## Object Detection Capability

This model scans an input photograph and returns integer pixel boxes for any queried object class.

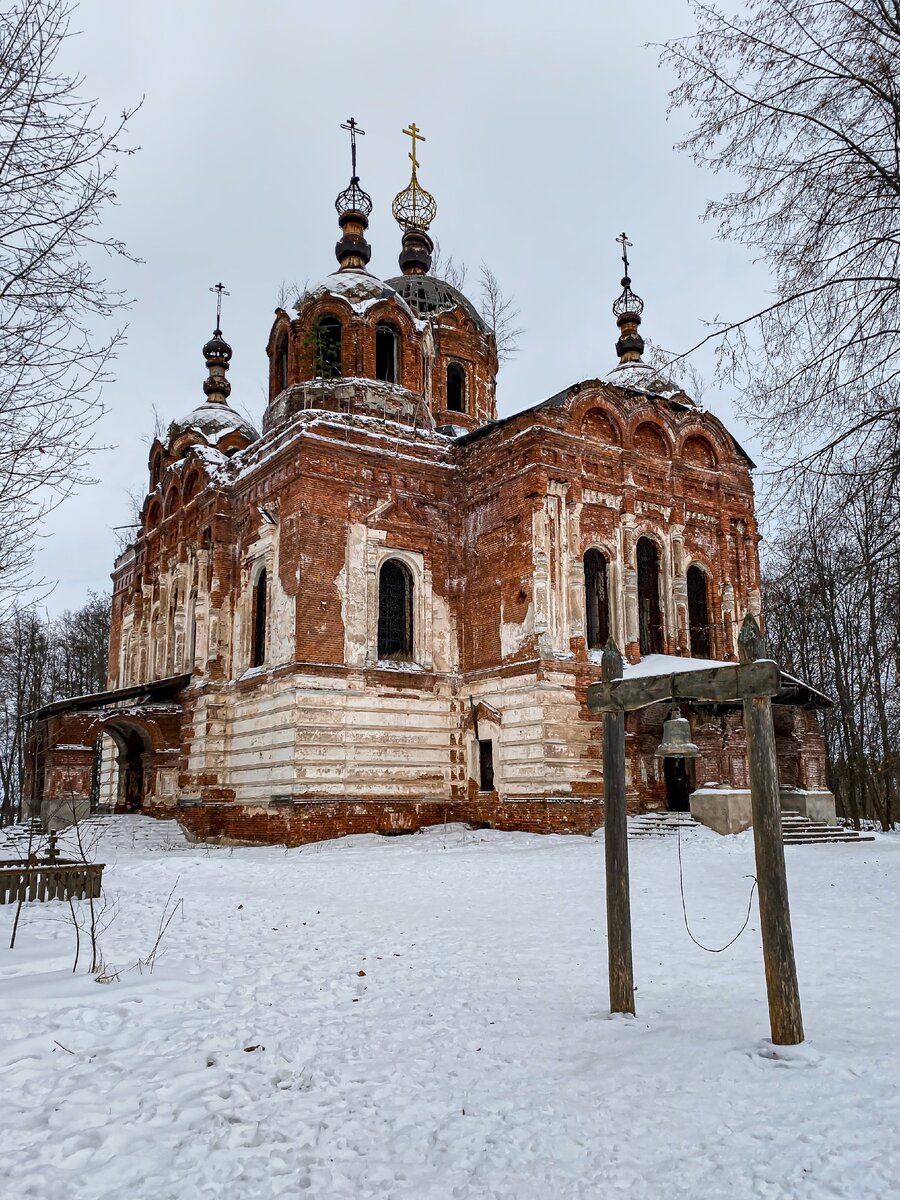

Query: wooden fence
[0,859,104,904]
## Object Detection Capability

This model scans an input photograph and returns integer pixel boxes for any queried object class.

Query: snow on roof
[618,653,832,708]
[298,269,415,320]
[167,402,259,447]
[600,361,693,403]
[621,653,727,677]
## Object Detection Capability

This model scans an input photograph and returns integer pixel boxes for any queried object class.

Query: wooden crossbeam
[586,659,781,714]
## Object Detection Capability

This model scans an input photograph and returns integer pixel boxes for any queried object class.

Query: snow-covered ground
[2,817,898,1200]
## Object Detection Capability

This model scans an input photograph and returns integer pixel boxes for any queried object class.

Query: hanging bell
[654,706,700,759]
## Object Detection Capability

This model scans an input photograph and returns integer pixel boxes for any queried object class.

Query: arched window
[375,322,399,383]
[163,485,180,520]
[377,559,413,660]
[251,568,267,667]
[150,451,163,490]
[636,537,663,655]
[687,565,711,657]
[447,362,466,413]
[314,316,342,379]
[278,337,289,391]
[584,549,610,650]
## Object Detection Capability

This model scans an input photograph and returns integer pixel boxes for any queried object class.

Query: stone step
[784,834,875,845]
[630,807,875,846]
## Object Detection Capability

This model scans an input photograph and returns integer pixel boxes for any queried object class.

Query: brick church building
[27,126,833,843]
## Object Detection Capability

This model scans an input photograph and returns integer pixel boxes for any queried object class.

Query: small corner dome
[298,269,415,319]
[166,401,259,457]
[386,274,487,331]
[604,360,695,405]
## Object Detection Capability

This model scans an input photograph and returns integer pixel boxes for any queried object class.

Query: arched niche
[633,422,670,459]
[580,408,621,446]
[681,434,718,469]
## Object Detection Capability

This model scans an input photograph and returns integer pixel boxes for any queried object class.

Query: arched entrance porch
[98,721,154,813]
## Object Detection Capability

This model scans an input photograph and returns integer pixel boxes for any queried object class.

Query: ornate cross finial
[402,121,425,176]
[393,122,437,235]
[340,116,365,178]
[616,232,632,278]
[209,281,229,335]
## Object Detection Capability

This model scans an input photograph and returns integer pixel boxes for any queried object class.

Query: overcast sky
[35,0,768,613]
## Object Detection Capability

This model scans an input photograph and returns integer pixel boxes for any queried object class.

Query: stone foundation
[166,797,610,847]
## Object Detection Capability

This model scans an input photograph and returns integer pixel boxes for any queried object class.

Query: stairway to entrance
[628,808,875,844]
[780,810,875,845]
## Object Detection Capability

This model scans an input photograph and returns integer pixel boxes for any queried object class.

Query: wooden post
[739,614,804,1045]
[601,638,635,1015]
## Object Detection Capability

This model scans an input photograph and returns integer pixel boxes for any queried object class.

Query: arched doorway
[101,722,152,813]
[584,548,610,650]
[636,537,663,655]
[687,565,711,657]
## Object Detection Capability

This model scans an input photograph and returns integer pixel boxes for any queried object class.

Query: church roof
[167,401,259,450]
[385,274,487,330]
[298,269,416,319]
[600,360,689,403]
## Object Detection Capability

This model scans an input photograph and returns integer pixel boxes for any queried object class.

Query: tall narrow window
[584,549,610,650]
[314,316,342,378]
[278,337,289,391]
[252,568,267,667]
[377,559,413,660]
[478,739,495,792]
[687,564,711,657]
[375,322,399,383]
[447,362,466,412]
[636,537,663,655]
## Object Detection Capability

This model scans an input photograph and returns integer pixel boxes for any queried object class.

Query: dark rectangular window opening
[478,738,495,792]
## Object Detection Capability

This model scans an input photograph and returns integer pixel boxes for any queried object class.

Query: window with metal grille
[377,559,413,660]
[687,564,712,657]
[314,316,342,378]
[252,568,267,667]
[584,548,610,650]
[478,738,495,792]
[375,323,399,383]
[636,537,663,655]
[447,362,466,412]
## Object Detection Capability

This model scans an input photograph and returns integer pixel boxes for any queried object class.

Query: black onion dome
[203,330,233,363]
[386,275,487,330]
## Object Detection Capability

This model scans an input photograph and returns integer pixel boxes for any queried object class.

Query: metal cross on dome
[402,121,425,176]
[341,116,365,177]
[209,281,229,334]
[617,232,632,277]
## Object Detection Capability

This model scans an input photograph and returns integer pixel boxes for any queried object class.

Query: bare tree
[0,589,110,824]
[644,339,708,405]
[661,1,900,475]
[0,0,139,606]
[763,457,900,830]
[478,263,523,364]
[430,241,467,291]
